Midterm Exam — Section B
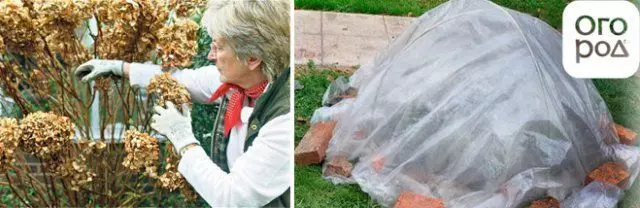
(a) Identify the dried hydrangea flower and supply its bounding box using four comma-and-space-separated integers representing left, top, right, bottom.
0, 0, 44, 56
156, 162, 185, 191
32, 0, 93, 65
19, 111, 74, 161
77, 140, 107, 155
123, 129, 159, 178
95, 0, 169, 61
28, 69, 50, 99
147, 73, 191, 110
169, 0, 206, 17
0, 118, 20, 172
89, 140, 107, 150
95, 0, 141, 59
32, 0, 93, 28
56, 155, 97, 191
156, 145, 188, 192
157, 18, 199, 69
134, 0, 170, 61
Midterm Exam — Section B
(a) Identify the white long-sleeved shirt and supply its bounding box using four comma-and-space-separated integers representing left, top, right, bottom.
129, 63, 291, 207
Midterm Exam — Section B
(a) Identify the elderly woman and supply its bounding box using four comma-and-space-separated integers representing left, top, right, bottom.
73, 1, 291, 207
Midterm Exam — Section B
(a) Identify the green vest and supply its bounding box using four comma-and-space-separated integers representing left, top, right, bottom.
209, 68, 290, 207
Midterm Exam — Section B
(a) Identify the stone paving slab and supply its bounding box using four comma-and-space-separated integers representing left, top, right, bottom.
322, 12, 387, 38
293, 10, 640, 78
294, 33, 321, 66
384, 15, 416, 40
295, 10, 321, 35
322, 34, 388, 66
294, 10, 415, 66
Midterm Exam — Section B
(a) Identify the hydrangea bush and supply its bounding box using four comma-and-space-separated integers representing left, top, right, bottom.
0, 0, 207, 206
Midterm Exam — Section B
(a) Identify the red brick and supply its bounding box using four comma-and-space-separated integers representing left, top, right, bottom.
324, 156, 353, 177
586, 162, 629, 188
394, 192, 444, 208
372, 154, 385, 173
294, 121, 338, 165
353, 129, 366, 140
529, 197, 560, 208
614, 123, 637, 146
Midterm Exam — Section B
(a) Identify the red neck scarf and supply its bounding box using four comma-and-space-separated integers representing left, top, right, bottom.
209, 81, 269, 137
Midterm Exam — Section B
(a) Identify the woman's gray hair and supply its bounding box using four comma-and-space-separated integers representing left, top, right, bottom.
202, 0, 290, 82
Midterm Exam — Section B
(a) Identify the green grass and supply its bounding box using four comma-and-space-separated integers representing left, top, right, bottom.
493, 0, 567, 29
594, 79, 640, 133
295, 0, 568, 29
294, 65, 380, 207
295, 0, 447, 17
594, 78, 640, 208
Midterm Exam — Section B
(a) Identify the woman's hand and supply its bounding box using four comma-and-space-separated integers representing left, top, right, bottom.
74, 59, 125, 82
151, 101, 200, 155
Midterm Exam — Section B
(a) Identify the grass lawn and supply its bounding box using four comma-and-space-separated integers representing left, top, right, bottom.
294, 65, 381, 208
295, 0, 568, 29
294, 0, 640, 207
594, 78, 640, 208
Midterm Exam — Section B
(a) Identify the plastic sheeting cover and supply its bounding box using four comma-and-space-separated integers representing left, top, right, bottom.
321, 0, 640, 207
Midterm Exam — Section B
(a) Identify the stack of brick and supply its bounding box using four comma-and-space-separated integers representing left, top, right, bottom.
585, 162, 630, 189
294, 121, 337, 165
371, 153, 385, 173
529, 197, 560, 208
324, 155, 353, 177
393, 191, 444, 208
614, 123, 637, 146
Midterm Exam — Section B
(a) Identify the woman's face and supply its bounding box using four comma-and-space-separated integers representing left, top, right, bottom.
208, 38, 249, 84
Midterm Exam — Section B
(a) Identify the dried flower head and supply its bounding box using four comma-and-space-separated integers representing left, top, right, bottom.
95, 0, 141, 59
89, 140, 107, 150
147, 73, 191, 110
96, 0, 169, 61
77, 140, 107, 155
0, 0, 44, 55
156, 162, 185, 191
19, 111, 74, 160
123, 129, 159, 178
32, 0, 93, 28
169, 0, 206, 17
56, 155, 97, 191
32, 0, 93, 65
135, 0, 170, 61
157, 18, 199, 69
156, 145, 187, 192
0, 118, 20, 172
28, 69, 50, 99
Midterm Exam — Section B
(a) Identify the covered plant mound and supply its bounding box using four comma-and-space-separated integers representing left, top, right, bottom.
321, 0, 640, 207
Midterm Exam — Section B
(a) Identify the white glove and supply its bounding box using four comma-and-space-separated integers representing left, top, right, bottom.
74, 59, 125, 82
151, 101, 199, 153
